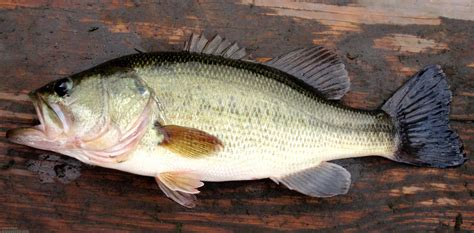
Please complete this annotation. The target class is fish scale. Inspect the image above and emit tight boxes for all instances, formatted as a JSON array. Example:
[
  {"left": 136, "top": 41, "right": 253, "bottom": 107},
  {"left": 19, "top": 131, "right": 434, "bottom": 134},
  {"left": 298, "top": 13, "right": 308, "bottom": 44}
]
[{"left": 120, "top": 53, "right": 399, "bottom": 181}]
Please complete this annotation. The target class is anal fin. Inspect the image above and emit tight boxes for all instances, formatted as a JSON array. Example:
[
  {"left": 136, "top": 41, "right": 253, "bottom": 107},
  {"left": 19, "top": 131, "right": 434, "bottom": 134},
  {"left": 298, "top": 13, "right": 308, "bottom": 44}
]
[{"left": 273, "top": 162, "right": 351, "bottom": 197}]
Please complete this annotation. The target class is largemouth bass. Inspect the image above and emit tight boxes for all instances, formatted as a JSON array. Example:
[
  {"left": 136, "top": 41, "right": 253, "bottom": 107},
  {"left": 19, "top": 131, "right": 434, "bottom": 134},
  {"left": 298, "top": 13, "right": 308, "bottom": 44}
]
[{"left": 7, "top": 34, "right": 466, "bottom": 207}]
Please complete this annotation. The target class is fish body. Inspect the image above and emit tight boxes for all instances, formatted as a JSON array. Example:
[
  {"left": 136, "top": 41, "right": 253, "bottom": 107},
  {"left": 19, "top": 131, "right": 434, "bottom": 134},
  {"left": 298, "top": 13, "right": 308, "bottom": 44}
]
[
  {"left": 100, "top": 52, "right": 395, "bottom": 181},
  {"left": 7, "top": 34, "right": 466, "bottom": 207}
]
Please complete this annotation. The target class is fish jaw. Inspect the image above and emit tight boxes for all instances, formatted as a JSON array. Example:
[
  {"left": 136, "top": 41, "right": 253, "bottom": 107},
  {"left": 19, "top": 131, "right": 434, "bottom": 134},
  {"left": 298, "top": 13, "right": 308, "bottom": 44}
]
[
  {"left": 32, "top": 91, "right": 70, "bottom": 138},
  {"left": 7, "top": 92, "right": 68, "bottom": 151},
  {"left": 6, "top": 126, "right": 66, "bottom": 151}
]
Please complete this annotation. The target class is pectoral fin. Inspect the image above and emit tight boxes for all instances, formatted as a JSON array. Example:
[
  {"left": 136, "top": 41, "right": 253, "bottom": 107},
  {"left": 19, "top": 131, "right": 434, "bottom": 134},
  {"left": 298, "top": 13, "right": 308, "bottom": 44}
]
[
  {"left": 155, "top": 171, "right": 204, "bottom": 208},
  {"left": 272, "top": 162, "right": 351, "bottom": 197},
  {"left": 158, "top": 125, "right": 223, "bottom": 158}
]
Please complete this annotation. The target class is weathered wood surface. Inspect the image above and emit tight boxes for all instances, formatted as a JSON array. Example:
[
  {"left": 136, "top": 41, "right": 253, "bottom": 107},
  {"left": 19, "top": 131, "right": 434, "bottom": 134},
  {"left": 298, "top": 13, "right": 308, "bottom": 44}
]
[{"left": 0, "top": 0, "right": 473, "bottom": 232}]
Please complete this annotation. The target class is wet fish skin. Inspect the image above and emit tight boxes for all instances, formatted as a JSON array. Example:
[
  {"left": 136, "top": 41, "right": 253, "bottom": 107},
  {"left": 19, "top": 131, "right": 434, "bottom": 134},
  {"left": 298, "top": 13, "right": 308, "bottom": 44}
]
[
  {"left": 6, "top": 34, "right": 466, "bottom": 208},
  {"left": 128, "top": 52, "right": 397, "bottom": 180}
]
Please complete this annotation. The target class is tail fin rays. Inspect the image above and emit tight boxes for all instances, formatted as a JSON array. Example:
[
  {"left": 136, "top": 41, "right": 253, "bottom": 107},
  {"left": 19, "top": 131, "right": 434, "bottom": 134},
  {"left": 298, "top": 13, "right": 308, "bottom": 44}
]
[{"left": 382, "top": 65, "right": 466, "bottom": 168}]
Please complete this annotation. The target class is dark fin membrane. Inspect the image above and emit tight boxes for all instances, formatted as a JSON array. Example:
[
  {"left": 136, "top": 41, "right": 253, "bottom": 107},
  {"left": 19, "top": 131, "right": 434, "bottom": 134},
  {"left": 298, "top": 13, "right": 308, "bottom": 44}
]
[
  {"left": 382, "top": 65, "right": 467, "bottom": 168},
  {"left": 264, "top": 47, "right": 350, "bottom": 100},
  {"left": 183, "top": 33, "right": 248, "bottom": 60},
  {"left": 272, "top": 162, "right": 351, "bottom": 197}
]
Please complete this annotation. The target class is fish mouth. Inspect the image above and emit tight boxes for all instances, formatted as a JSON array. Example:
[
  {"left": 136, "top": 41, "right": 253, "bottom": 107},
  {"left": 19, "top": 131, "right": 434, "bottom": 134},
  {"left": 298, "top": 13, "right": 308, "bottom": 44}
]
[
  {"left": 6, "top": 92, "right": 67, "bottom": 150},
  {"left": 29, "top": 92, "right": 47, "bottom": 132}
]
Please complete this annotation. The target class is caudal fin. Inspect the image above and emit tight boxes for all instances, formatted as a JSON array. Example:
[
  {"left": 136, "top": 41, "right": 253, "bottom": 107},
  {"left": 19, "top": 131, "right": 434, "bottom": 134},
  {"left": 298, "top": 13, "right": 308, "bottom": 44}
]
[{"left": 382, "top": 65, "right": 467, "bottom": 168}]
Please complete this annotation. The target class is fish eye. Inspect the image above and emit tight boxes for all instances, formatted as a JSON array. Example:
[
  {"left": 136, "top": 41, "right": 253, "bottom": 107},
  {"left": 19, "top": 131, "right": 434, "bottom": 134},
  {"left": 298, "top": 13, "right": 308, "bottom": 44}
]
[{"left": 54, "top": 78, "right": 73, "bottom": 97}]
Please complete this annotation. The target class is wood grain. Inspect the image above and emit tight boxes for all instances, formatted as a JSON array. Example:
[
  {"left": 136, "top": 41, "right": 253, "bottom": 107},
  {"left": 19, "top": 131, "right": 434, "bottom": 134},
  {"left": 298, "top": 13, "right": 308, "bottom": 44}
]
[{"left": 0, "top": 0, "right": 473, "bottom": 232}]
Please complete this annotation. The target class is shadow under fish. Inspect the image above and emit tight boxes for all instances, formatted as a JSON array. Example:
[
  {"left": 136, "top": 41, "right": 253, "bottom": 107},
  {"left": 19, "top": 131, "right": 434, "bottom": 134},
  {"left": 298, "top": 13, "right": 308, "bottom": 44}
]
[{"left": 26, "top": 154, "right": 82, "bottom": 184}]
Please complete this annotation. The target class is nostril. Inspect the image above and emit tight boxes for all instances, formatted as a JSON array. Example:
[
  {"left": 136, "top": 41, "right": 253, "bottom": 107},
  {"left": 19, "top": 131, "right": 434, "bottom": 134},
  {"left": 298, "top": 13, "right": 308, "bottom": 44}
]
[
  {"left": 28, "top": 91, "right": 35, "bottom": 98},
  {"left": 6, "top": 129, "right": 13, "bottom": 139},
  {"left": 32, "top": 119, "right": 41, "bottom": 125}
]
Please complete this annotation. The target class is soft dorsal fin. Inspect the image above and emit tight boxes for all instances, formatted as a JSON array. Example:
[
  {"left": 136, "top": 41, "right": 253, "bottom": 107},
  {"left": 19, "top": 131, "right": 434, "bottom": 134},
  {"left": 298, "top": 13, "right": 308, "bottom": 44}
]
[
  {"left": 183, "top": 33, "right": 247, "bottom": 59},
  {"left": 264, "top": 47, "right": 350, "bottom": 100}
]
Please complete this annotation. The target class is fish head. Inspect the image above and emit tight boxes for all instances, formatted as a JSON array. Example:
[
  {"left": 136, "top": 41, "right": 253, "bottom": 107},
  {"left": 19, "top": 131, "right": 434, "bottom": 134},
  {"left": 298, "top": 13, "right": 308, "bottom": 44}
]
[
  {"left": 7, "top": 71, "right": 154, "bottom": 161},
  {"left": 7, "top": 76, "right": 89, "bottom": 151}
]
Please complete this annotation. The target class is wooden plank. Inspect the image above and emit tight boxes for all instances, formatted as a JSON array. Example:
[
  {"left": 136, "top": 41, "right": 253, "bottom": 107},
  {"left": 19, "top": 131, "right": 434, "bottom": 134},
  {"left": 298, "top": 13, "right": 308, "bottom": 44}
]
[{"left": 0, "top": 0, "right": 473, "bottom": 232}]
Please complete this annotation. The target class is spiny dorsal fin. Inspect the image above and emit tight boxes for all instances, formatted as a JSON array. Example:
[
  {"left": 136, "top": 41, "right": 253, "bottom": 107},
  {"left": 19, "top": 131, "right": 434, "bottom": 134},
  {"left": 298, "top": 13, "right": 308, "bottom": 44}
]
[
  {"left": 264, "top": 47, "right": 350, "bottom": 100},
  {"left": 183, "top": 33, "right": 248, "bottom": 59}
]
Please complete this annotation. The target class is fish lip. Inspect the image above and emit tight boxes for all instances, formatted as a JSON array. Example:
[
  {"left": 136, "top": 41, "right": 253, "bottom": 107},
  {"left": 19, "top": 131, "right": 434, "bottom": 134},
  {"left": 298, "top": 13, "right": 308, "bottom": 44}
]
[
  {"left": 6, "top": 91, "right": 65, "bottom": 148},
  {"left": 6, "top": 91, "right": 46, "bottom": 144},
  {"left": 29, "top": 91, "right": 47, "bottom": 132},
  {"left": 43, "top": 96, "right": 71, "bottom": 134},
  {"left": 6, "top": 126, "right": 45, "bottom": 144},
  {"left": 6, "top": 125, "right": 63, "bottom": 151},
  {"left": 26, "top": 91, "right": 65, "bottom": 137}
]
